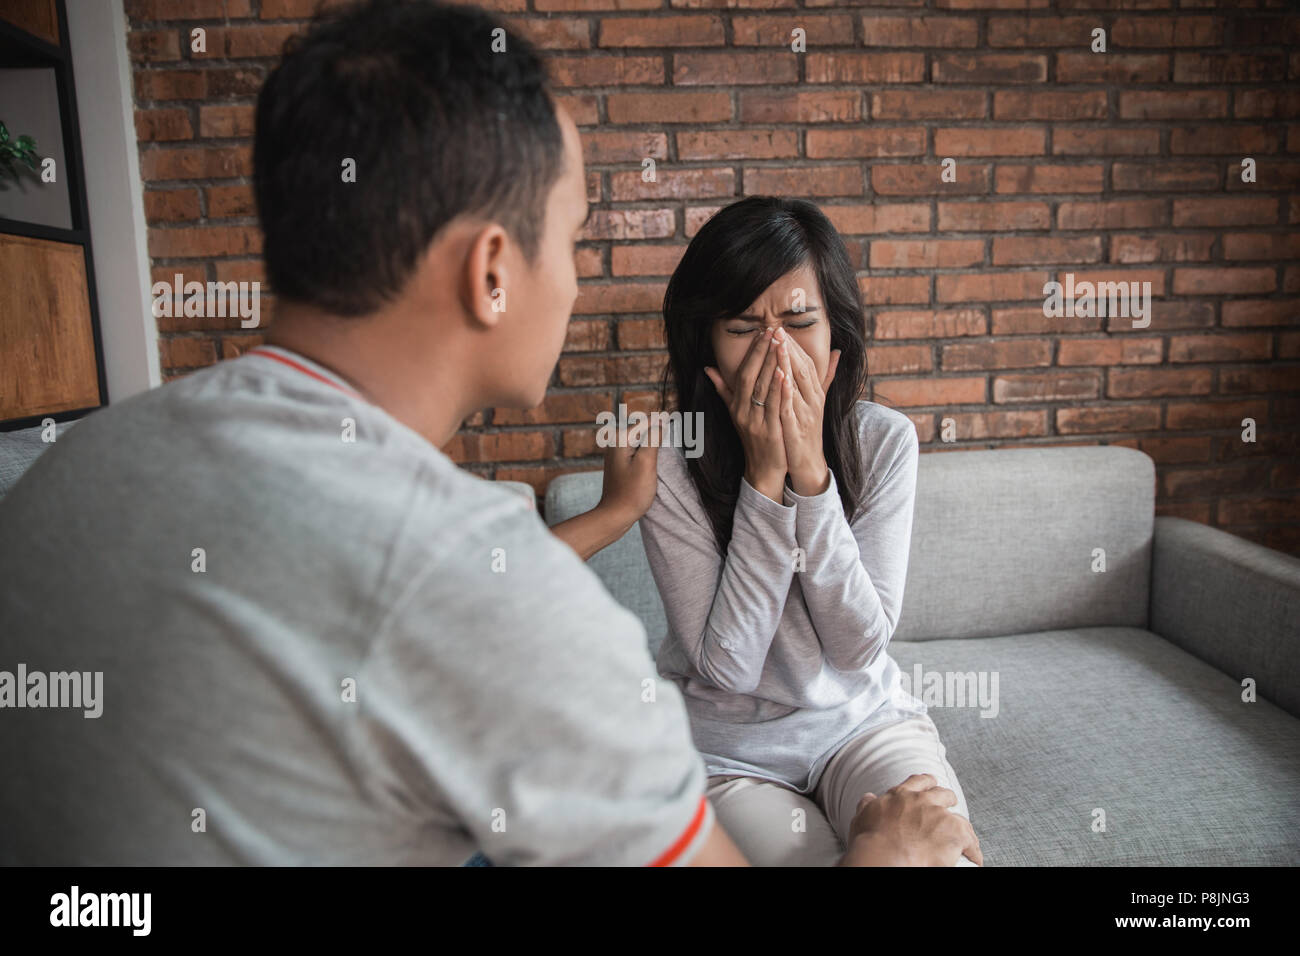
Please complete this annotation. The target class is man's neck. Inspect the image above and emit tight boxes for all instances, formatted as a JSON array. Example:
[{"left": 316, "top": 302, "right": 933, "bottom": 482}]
[{"left": 265, "top": 302, "right": 476, "bottom": 449}]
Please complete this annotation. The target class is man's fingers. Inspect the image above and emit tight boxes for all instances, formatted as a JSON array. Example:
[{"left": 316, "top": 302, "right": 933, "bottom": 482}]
[
  {"left": 631, "top": 440, "right": 660, "bottom": 469},
  {"left": 627, "top": 419, "right": 659, "bottom": 462},
  {"left": 626, "top": 417, "right": 650, "bottom": 448},
  {"left": 960, "top": 824, "right": 983, "bottom": 867},
  {"left": 893, "top": 773, "right": 939, "bottom": 793},
  {"left": 923, "top": 785, "right": 959, "bottom": 809}
]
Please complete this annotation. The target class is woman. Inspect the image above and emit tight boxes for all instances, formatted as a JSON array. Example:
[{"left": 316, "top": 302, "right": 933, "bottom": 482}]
[{"left": 639, "top": 196, "right": 979, "bottom": 866}]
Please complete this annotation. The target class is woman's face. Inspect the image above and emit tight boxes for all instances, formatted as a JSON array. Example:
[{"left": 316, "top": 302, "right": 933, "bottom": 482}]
[{"left": 710, "top": 262, "right": 832, "bottom": 393}]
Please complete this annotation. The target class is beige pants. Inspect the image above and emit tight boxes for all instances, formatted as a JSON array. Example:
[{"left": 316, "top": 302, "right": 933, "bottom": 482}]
[{"left": 705, "top": 713, "right": 977, "bottom": 867}]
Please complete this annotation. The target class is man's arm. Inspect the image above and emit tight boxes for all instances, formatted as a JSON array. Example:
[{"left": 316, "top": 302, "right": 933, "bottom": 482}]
[
  {"left": 550, "top": 419, "right": 659, "bottom": 561},
  {"left": 364, "top": 480, "right": 733, "bottom": 866},
  {"left": 549, "top": 503, "right": 639, "bottom": 562}
]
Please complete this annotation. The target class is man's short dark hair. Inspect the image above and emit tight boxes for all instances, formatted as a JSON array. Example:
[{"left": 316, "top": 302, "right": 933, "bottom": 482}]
[{"left": 254, "top": 0, "right": 565, "bottom": 316}]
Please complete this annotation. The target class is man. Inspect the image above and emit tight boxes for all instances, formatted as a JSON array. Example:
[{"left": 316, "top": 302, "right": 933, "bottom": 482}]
[{"left": 0, "top": 0, "right": 979, "bottom": 867}]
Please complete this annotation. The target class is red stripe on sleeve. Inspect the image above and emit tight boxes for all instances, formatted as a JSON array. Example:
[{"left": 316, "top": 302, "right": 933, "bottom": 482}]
[{"left": 647, "top": 795, "right": 710, "bottom": 867}]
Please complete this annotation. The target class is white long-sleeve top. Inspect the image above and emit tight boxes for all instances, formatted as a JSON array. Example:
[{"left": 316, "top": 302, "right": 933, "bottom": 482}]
[{"left": 639, "top": 400, "right": 928, "bottom": 793}]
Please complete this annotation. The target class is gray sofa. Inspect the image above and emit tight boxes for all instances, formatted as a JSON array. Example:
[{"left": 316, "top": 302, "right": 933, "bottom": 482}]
[
  {"left": 6, "top": 425, "right": 1296, "bottom": 865},
  {"left": 546, "top": 445, "right": 1300, "bottom": 866},
  {"left": 0, "top": 422, "right": 80, "bottom": 496}
]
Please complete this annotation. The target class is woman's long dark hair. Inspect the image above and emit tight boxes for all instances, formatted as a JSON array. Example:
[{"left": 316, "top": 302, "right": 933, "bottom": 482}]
[{"left": 660, "top": 196, "right": 869, "bottom": 553}]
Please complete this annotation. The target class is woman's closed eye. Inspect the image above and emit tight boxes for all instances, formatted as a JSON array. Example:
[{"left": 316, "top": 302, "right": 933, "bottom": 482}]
[{"left": 725, "top": 320, "right": 817, "bottom": 336}]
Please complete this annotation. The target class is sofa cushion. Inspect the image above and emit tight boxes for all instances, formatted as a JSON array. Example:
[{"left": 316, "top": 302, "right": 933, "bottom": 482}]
[
  {"left": 896, "top": 445, "right": 1154, "bottom": 641},
  {"left": 0, "top": 421, "right": 79, "bottom": 500},
  {"left": 890, "top": 628, "right": 1300, "bottom": 866}
]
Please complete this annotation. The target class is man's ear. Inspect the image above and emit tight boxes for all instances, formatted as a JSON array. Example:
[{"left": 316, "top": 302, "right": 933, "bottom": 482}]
[{"left": 460, "top": 222, "right": 510, "bottom": 331}]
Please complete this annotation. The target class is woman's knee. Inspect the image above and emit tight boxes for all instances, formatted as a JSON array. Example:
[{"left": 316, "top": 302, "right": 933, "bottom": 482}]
[
  {"left": 818, "top": 717, "right": 972, "bottom": 838},
  {"left": 706, "top": 776, "right": 842, "bottom": 866}
]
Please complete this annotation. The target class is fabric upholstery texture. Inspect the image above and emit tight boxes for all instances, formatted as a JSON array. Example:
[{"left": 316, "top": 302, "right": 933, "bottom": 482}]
[
  {"left": 0, "top": 421, "right": 78, "bottom": 499},
  {"left": 1151, "top": 516, "right": 1300, "bottom": 719},
  {"left": 544, "top": 447, "right": 1300, "bottom": 865}
]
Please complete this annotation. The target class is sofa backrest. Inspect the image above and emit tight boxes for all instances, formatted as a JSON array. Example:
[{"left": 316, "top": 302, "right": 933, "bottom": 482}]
[
  {"left": 895, "top": 444, "right": 1153, "bottom": 640},
  {"left": 544, "top": 444, "right": 1155, "bottom": 649}
]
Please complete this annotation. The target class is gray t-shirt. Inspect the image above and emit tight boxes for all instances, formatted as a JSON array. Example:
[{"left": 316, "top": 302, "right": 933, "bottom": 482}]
[
  {"left": 639, "top": 400, "right": 928, "bottom": 793},
  {"left": 0, "top": 344, "right": 713, "bottom": 866}
]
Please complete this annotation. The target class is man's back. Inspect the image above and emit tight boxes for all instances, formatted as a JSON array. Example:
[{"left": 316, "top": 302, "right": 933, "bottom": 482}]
[{"left": 0, "top": 346, "right": 713, "bottom": 865}]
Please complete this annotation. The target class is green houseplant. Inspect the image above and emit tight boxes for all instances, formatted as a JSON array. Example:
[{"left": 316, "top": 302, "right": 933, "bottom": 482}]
[{"left": 0, "top": 121, "right": 40, "bottom": 187}]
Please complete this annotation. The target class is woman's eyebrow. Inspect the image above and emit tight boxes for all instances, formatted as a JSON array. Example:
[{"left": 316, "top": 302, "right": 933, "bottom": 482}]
[{"left": 732, "top": 306, "right": 822, "bottom": 321}]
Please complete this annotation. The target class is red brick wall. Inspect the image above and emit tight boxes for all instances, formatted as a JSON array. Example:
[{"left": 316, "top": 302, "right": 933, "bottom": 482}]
[{"left": 127, "top": 0, "right": 1300, "bottom": 554}]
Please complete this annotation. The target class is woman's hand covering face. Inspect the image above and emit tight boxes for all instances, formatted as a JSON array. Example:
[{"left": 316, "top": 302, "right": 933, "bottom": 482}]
[
  {"left": 704, "top": 329, "right": 789, "bottom": 502},
  {"left": 704, "top": 326, "right": 842, "bottom": 501},
  {"left": 775, "top": 331, "right": 839, "bottom": 496}
]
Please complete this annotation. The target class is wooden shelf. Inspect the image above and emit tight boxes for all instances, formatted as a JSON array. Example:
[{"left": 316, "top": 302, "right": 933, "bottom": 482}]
[{"left": 0, "top": 232, "right": 100, "bottom": 420}]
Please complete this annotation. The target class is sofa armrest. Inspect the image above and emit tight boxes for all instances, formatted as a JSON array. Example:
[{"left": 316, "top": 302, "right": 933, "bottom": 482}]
[{"left": 1150, "top": 516, "right": 1300, "bottom": 718}]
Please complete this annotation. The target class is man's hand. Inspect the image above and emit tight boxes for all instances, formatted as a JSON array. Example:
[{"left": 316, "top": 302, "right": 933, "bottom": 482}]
[
  {"left": 550, "top": 416, "right": 658, "bottom": 562},
  {"left": 597, "top": 416, "right": 659, "bottom": 526},
  {"left": 838, "top": 773, "right": 983, "bottom": 867}
]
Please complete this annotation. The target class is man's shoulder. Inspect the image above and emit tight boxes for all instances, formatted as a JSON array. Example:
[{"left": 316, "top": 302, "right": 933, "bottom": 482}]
[
  {"left": 0, "top": 365, "right": 226, "bottom": 499},
  {"left": 5, "top": 355, "right": 538, "bottom": 562}
]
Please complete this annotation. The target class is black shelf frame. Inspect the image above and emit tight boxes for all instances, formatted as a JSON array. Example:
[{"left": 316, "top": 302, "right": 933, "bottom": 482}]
[{"left": 0, "top": 0, "right": 109, "bottom": 432}]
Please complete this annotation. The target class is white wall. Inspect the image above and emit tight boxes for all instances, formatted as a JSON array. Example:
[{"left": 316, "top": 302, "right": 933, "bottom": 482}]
[{"left": 66, "top": 0, "right": 160, "bottom": 401}]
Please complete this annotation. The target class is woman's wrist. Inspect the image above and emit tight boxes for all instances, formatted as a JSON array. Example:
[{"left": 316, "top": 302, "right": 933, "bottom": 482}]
[
  {"left": 743, "top": 469, "right": 786, "bottom": 505},
  {"left": 788, "top": 460, "right": 830, "bottom": 497}
]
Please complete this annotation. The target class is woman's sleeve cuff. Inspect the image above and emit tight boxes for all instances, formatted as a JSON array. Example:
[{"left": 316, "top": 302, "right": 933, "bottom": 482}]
[
  {"left": 738, "top": 475, "right": 796, "bottom": 522},
  {"left": 783, "top": 469, "right": 841, "bottom": 514}
]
